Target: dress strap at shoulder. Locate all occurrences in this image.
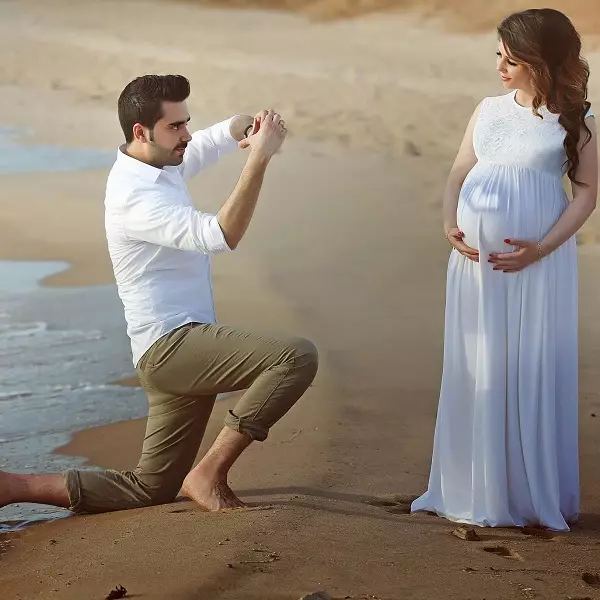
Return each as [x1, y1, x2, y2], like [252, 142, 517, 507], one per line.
[478, 96, 489, 109]
[484, 93, 513, 109]
[476, 94, 509, 120]
[476, 96, 493, 117]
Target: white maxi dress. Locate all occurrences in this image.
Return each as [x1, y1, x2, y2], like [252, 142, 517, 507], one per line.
[411, 91, 594, 531]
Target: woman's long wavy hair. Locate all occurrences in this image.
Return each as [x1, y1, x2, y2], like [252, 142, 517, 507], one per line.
[498, 8, 591, 185]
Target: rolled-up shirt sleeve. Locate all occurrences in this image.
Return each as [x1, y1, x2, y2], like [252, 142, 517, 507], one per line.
[123, 189, 231, 254]
[178, 117, 239, 181]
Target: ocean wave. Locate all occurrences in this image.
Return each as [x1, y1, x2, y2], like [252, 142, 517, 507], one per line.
[0, 322, 104, 361]
[0, 321, 103, 340]
[0, 391, 33, 401]
[0, 511, 71, 532]
[0, 383, 112, 402]
[0, 321, 47, 338]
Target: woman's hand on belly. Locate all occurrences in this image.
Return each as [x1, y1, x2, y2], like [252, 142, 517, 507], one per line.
[445, 227, 479, 262]
[488, 238, 540, 272]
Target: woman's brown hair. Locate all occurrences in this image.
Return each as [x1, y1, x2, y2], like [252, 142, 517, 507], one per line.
[498, 8, 592, 185]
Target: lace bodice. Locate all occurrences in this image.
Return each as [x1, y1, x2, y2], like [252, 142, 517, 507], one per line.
[473, 91, 593, 177]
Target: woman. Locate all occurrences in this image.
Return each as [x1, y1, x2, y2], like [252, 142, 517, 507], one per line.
[411, 8, 597, 531]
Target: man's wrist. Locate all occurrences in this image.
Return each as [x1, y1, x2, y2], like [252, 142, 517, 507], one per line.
[247, 149, 271, 169]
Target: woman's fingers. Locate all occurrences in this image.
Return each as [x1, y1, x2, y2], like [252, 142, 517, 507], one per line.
[452, 239, 479, 257]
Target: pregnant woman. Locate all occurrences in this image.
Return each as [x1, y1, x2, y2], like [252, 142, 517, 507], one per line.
[412, 8, 597, 531]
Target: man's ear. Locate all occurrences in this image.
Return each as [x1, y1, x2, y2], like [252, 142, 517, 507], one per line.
[132, 123, 146, 142]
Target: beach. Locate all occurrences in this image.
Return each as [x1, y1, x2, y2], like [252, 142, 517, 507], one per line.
[1, 0, 600, 598]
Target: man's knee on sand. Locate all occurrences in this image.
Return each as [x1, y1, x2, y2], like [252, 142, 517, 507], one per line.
[68, 469, 183, 513]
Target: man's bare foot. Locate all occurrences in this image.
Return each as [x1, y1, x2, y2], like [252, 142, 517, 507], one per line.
[181, 472, 245, 511]
[0, 471, 16, 508]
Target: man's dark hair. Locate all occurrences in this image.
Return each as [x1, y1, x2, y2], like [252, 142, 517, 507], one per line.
[118, 74, 190, 143]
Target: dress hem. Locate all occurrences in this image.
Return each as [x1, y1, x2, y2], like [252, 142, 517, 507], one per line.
[410, 503, 576, 533]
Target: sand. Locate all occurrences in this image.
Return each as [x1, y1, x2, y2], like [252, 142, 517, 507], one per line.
[192, 0, 600, 34]
[1, 0, 600, 598]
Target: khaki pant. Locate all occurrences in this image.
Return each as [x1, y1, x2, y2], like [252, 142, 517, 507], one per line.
[65, 323, 318, 513]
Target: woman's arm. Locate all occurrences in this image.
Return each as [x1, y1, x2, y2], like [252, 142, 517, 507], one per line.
[489, 117, 597, 272]
[443, 103, 481, 262]
[539, 117, 598, 255]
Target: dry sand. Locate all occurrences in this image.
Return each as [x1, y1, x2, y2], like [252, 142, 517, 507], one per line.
[192, 0, 600, 34]
[1, 1, 600, 598]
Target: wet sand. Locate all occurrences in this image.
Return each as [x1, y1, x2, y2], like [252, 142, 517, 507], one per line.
[1, 1, 600, 598]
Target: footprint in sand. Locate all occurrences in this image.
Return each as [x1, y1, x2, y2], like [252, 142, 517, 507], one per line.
[364, 494, 419, 514]
[582, 572, 600, 588]
[483, 546, 524, 561]
[520, 527, 557, 541]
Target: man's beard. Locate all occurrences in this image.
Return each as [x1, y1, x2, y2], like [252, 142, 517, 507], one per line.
[149, 141, 188, 167]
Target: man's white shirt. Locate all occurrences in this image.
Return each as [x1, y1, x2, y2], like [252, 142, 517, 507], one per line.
[104, 117, 238, 366]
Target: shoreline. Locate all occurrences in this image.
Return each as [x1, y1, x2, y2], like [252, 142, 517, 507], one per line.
[0, 258, 149, 528]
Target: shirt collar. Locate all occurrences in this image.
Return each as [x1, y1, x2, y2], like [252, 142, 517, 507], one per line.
[116, 145, 163, 183]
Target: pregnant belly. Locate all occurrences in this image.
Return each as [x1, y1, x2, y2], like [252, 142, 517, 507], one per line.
[457, 164, 567, 252]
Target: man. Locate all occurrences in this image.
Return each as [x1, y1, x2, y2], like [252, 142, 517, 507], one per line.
[0, 74, 318, 513]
